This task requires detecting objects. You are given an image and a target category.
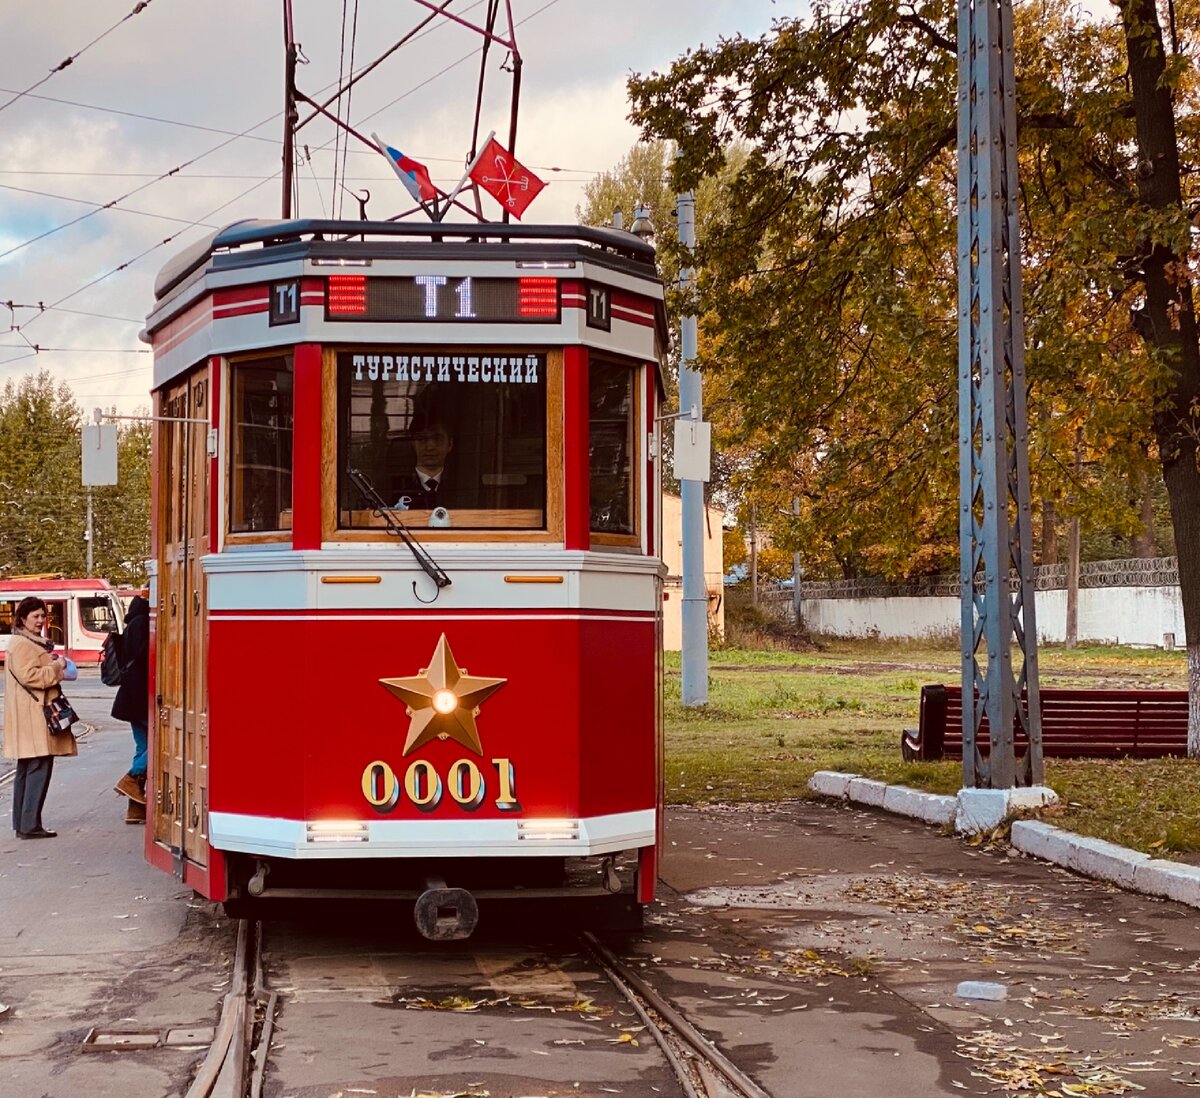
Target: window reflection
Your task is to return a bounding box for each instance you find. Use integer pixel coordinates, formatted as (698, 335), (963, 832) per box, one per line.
(337, 350), (546, 530)
(230, 357), (293, 533)
(589, 361), (636, 535)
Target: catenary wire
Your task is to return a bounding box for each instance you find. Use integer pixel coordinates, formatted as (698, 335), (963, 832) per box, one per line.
(0, 0), (158, 117)
(4, 0), (568, 360)
(3, 0), (566, 265)
(0, 182), (220, 229)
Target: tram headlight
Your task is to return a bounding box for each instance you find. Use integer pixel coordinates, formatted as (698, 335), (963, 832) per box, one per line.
(433, 689), (458, 714)
(305, 821), (369, 843)
(518, 819), (580, 842)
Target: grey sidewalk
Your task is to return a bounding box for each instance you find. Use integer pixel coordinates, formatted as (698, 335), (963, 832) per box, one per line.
(0, 671), (232, 1098)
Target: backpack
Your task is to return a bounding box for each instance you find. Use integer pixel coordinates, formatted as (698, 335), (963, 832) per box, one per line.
(100, 630), (124, 687)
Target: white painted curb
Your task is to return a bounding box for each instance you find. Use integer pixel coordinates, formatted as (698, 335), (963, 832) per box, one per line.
(808, 770), (1200, 910)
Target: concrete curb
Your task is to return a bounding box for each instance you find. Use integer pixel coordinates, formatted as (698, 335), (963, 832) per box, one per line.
(808, 770), (1200, 911)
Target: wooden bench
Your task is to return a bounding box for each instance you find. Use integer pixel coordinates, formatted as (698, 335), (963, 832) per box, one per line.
(901, 684), (1190, 761)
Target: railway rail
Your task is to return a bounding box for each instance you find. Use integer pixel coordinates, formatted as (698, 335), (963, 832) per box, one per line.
(186, 920), (771, 1098)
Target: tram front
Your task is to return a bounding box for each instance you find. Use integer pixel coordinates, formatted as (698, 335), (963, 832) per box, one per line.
(142, 221), (666, 937)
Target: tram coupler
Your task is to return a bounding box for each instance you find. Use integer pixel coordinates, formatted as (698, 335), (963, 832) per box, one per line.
(601, 857), (622, 894)
(414, 882), (479, 941)
(247, 860), (269, 897)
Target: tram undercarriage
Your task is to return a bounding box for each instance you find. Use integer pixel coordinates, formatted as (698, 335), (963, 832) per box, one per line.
(221, 850), (646, 938)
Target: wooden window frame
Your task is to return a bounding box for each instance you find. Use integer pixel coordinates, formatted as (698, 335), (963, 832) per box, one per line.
(588, 357), (641, 549)
(225, 352), (295, 545)
(322, 346), (565, 545)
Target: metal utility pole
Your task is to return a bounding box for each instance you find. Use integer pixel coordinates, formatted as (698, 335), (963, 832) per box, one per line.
(957, 0), (1044, 787)
(85, 487), (94, 577)
(677, 187), (708, 706)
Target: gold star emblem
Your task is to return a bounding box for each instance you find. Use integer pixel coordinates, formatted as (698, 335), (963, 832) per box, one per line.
(380, 633), (507, 757)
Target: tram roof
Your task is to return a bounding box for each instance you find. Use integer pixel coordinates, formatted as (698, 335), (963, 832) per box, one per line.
(153, 219), (661, 304)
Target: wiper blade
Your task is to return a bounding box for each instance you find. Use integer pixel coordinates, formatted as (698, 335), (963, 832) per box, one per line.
(348, 468), (452, 591)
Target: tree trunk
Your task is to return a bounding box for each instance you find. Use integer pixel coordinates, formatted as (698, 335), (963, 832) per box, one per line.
(1119, 0), (1200, 756)
(1066, 515), (1080, 648)
(749, 500), (758, 607)
(1041, 499), (1059, 564)
(1133, 469), (1156, 558)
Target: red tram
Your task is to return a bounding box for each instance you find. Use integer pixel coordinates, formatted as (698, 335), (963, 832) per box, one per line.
(141, 220), (666, 936)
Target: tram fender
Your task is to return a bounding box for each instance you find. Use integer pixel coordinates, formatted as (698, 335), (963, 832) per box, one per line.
(414, 886), (479, 941)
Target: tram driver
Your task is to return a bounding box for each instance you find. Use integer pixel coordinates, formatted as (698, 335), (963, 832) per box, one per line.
(392, 414), (460, 510)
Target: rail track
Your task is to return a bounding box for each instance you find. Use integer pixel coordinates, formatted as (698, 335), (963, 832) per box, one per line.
(185, 919), (771, 1098)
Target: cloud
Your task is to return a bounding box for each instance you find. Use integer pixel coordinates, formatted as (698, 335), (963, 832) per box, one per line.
(1, 0), (783, 410)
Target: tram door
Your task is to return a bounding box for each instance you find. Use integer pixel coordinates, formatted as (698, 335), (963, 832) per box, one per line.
(154, 370), (211, 870)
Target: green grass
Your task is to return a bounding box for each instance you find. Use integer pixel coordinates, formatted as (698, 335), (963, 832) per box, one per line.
(664, 641), (1200, 856)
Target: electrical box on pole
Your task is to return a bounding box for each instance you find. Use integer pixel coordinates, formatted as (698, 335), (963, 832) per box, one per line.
(81, 424), (118, 487)
(672, 418), (711, 483)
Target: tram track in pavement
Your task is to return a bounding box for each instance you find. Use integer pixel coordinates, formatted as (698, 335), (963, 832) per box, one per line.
(581, 932), (770, 1098)
(186, 918), (773, 1098)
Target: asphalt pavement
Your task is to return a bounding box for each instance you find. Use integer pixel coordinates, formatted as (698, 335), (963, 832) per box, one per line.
(3, 672), (1200, 1097)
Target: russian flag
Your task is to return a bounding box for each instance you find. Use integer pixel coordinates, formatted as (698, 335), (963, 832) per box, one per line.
(372, 132), (438, 204)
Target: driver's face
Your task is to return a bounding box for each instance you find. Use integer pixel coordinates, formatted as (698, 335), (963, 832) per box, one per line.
(412, 426), (452, 469)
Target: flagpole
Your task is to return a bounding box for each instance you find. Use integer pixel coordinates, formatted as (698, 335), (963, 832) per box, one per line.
(440, 130), (494, 222)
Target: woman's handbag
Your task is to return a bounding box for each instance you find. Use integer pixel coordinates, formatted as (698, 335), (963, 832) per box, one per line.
(7, 665), (79, 736)
(43, 692), (80, 734)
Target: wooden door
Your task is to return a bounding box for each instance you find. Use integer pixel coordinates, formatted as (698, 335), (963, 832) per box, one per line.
(153, 369), (211, 869)
(184, 374), (210, 865)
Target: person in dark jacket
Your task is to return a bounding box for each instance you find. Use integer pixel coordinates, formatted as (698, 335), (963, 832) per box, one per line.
(111, 595), (149, 824)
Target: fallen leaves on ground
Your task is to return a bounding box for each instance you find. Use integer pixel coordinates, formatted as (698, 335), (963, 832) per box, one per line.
(956, 1029), (1147, 1095)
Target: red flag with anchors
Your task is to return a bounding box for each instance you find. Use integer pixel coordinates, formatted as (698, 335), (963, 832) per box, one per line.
(468, 136), (545, 220)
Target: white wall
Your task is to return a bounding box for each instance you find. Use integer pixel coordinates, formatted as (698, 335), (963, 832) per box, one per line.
(799, 585), (1186, 647)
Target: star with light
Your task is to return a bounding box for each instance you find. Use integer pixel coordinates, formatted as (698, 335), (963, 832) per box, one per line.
(379, 634), (506, 756)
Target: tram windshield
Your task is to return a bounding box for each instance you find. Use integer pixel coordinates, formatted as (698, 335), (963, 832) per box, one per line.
(337, 350), (546, 530)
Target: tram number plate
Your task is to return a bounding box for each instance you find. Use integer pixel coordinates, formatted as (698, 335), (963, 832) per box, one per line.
(585, 283), (611, 331)
(362, 758), (520, 813)
(269, 280), (300, 326)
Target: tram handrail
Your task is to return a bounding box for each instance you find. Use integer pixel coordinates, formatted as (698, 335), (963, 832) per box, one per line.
(347, 468), (452, 597)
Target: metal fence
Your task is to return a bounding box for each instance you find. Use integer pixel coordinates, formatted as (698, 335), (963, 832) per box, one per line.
(794, 555), (1179, 601)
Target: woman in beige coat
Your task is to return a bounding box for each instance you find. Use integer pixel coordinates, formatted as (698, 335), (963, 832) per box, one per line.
(3, 596), (74, 838)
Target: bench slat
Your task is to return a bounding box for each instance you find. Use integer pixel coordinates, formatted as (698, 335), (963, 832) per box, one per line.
(900, 683), (1190, 762)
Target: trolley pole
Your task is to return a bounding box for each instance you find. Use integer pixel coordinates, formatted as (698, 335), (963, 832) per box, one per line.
(677, 187), (708, 707)
(281, 0), (298, 219)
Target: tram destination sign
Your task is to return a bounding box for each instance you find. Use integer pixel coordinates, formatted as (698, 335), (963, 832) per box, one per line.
(326, 274), (559, 323)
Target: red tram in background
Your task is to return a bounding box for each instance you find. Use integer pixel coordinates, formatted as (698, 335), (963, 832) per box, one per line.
(141, 220), (666, 937)
(0, 578), (124, 665)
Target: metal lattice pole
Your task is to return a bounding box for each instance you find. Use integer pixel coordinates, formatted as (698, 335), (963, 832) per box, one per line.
(957, 0), (1044, 788)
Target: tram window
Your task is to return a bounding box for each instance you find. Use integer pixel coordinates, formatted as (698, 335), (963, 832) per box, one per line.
(230, 357), (294, 533)
(336, 351), (546, 530)
(80, 597), (118, 634)
(0, 601), (14, 635)
(44, 601), (66, 647)
(589, 361), (636, 536)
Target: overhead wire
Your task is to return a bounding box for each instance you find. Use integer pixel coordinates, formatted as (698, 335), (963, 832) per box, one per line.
(0, 86), (282, 145)
(0, 0), (158, 117)
(0, 182), (220, 230)
(8, 170), (278, 350)
(4, 0), (567, 267)
(4, 0), (568, 366)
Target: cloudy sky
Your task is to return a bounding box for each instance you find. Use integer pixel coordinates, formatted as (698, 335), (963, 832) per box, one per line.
(0, 0), (787, 413)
